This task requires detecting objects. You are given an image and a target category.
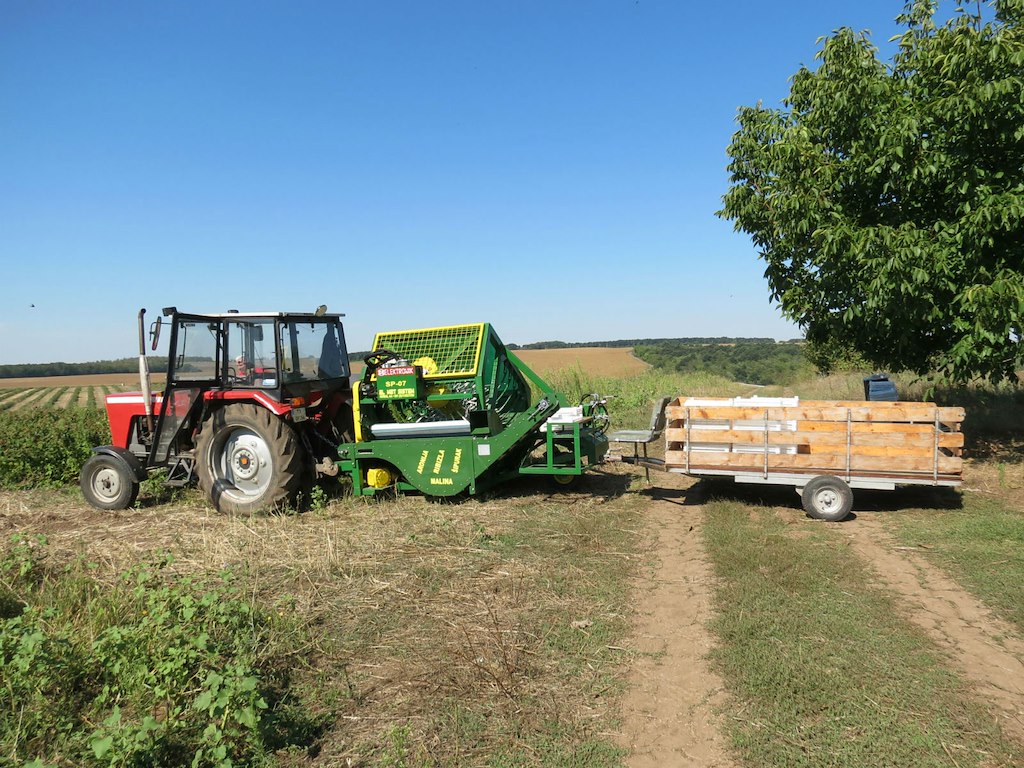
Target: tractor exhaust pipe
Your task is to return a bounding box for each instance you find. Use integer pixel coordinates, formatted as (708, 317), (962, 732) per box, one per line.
(138, 308), (154, 435)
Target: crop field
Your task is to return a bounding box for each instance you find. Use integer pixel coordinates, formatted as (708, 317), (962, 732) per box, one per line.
(0, 373), (169, 413)
(0, 385), (117, 411)
(1, 364), (1023, 767)
(513, 347), (649, 378)
(0, 348), (645, 412)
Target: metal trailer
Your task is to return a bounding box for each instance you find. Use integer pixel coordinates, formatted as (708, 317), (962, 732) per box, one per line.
(617, 397), (964, 522)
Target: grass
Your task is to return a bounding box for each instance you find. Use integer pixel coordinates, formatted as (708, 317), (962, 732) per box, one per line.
(1, 469), (646, 766)
(542, 367), (748, 430)
(702, 499), (1019, 767)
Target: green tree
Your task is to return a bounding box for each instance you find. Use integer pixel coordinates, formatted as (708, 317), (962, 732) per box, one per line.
(719, 0), (1024, 382)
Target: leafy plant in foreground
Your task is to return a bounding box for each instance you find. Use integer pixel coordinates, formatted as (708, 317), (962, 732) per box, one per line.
(0, 537), (321, 767)
(0, 407), (110, 489)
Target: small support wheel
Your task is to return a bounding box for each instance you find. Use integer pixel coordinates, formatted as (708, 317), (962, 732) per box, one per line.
(549, 472), (580, 490)
(801, 476), (853, 522)
(80, 454), (140, 510)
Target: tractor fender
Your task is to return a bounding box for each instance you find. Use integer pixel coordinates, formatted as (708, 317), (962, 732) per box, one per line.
(90, 445), (149, 483)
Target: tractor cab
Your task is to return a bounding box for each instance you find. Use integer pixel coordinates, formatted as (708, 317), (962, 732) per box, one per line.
(84, 307), (354, 512)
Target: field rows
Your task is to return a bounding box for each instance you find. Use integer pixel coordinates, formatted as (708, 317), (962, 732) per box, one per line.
(0, 385), (123, 411)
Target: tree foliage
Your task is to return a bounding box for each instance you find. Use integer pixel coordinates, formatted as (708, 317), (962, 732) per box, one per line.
(719, 0), (1024, 382)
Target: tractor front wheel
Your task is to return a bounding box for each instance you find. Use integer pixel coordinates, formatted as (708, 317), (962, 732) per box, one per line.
(80, 454), (140, 510)
(195, 404), (302, 514)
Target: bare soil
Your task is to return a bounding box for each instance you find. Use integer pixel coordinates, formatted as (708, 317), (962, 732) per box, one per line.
(54, 388), (77, 408)
(7, 389), (49, 412)
(617, 471), (735, 767)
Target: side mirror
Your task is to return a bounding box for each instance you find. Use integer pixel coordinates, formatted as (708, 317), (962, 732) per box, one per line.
(149, 317), (162, 351)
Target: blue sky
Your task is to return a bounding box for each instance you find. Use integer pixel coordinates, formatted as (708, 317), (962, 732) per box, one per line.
(2, 0), (915, 364)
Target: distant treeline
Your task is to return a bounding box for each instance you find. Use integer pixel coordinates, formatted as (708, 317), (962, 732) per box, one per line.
(4, 339), (811, 386)
(504, 337), (798, 350)
(0, 358), (169, 379)
(634, 340), (813, 386)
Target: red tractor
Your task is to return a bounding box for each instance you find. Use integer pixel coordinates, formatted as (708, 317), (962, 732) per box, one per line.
(80, 307), (354, 514)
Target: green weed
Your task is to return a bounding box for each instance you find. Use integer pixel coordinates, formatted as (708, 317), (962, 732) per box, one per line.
(0, 536), (324, 767)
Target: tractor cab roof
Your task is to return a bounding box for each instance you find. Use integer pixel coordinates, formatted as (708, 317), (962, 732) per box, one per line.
(162, 308), (344, 321)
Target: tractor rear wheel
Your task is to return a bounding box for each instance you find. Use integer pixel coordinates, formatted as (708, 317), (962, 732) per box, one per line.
(195, 404), (302, 514)
(80, 454), (140, 510)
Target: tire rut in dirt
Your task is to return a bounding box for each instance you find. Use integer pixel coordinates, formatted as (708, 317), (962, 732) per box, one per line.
(838, 516), (1024, 743)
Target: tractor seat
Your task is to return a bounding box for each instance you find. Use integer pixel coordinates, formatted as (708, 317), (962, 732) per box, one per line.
(608, 396), (671, 447)
(608, 396), (671, 479)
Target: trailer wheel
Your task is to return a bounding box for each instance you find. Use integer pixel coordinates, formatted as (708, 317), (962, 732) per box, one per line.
(801, 476), (853, 522)
(195, 404), (302, 514)
(80, 454), (140, 510)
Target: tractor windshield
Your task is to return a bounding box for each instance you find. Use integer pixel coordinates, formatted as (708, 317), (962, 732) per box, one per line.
(226, 319), (276, 387)
(279, 319), (350, 383)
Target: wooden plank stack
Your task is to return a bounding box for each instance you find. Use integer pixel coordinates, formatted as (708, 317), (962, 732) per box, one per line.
(664, 397), (964, 481)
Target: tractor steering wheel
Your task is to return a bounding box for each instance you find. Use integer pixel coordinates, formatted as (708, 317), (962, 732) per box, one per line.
(363, 349), (400, 375)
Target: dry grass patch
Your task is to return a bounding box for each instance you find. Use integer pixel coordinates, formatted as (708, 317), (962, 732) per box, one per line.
(1, 467), (645, 766)
(514, 348), (649, 378)
(702, 499), (1020, 767)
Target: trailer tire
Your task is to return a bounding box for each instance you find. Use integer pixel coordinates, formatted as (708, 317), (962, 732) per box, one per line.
(195, 404), (302, 514)
(80, 454), (140, 510)
(801, 476), (853, 522)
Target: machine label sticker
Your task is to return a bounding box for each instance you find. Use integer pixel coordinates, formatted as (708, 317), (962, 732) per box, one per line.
(377, 368), (423, 401)
(452, 448), (462, 473)
(432, 450), (446, 474)
(416, 450), (429, 475)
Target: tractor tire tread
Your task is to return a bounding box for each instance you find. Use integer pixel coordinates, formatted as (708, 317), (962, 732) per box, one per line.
(195, 403), (303, 514)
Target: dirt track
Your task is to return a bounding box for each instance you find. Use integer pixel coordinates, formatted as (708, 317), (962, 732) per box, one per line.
(618, 474), (1024, 765)
(837, 516), (1024, 741)
(617, 473), (735, 767)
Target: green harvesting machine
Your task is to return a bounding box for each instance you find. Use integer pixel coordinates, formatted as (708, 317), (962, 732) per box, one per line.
(340, 322), (607, 496)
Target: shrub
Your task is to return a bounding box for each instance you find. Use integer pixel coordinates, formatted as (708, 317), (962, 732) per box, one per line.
(0, 407), (110, 488)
